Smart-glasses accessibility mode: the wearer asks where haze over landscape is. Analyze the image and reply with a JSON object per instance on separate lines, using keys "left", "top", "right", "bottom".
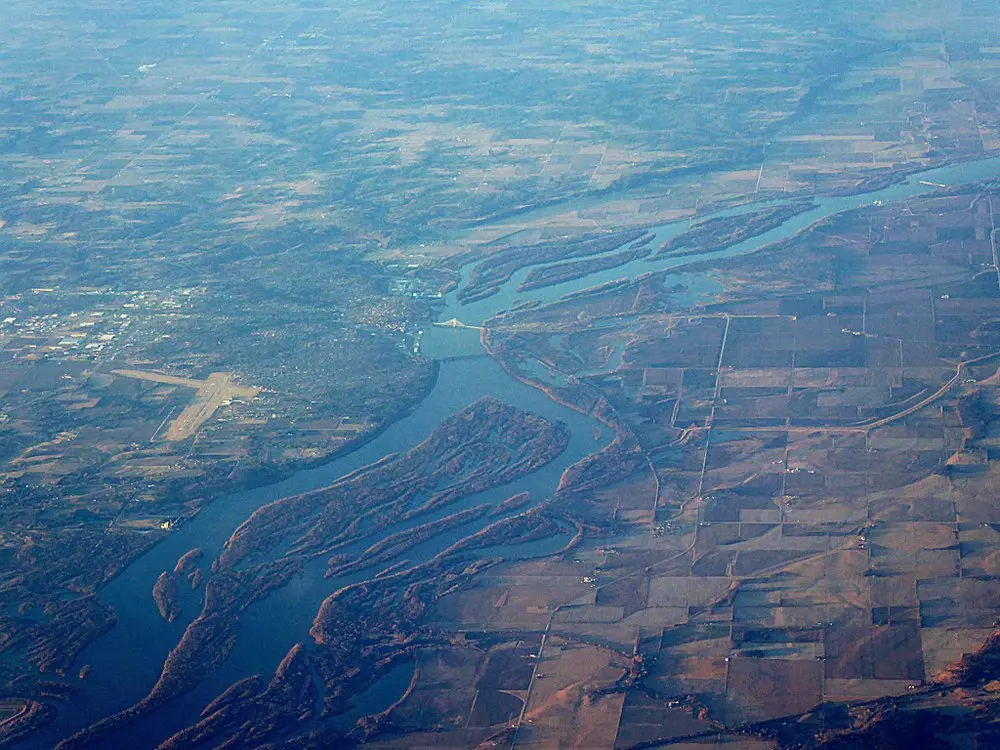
{"left": 4, "top": 1, "right": 1000, "bottom": 747}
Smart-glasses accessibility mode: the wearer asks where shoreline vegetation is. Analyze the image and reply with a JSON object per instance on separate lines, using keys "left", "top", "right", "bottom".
{"left": 56, "top": 397, "right": 575, "bottom": 748}
{"left": 654, "top": 199, "right": 815, "bottom": 259}
{"left": 518, "top": 243, "right": 654, "bottom": 293}
{"left": 6, "top": 359, "right": 443, "bottom": 722}
{"left": 458, "top": 229, "right": 647, "bottom": 304}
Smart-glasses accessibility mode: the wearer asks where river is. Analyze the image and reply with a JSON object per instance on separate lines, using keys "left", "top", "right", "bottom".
{"left": 26, "top": 154, "right": 1000, "bottom": 748}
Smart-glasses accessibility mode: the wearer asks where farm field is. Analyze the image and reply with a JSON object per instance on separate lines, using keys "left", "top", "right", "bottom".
{"left": 5, "top": 0, "right": 1000, "bottom": 748}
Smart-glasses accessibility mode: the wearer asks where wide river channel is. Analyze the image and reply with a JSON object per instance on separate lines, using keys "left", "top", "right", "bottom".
{"left": 26, "top": 155, "right": 1000, "bottom": 748}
